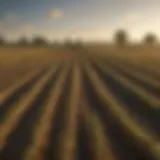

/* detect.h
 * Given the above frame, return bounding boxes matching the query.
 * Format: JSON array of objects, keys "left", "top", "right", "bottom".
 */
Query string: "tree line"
[
  {"left": 114, "top": 30, "right": 157, "bottom": 46},
  {"left": 0, "top": 36, "right": 49, "bottom": 46},
  {"left": 0, "top": 30, "right": 158, "bottom": 47}
]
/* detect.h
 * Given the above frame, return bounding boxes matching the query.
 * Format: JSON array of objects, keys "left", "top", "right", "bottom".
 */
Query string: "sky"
[{"left": 0, "top": 0, "right": 160, "bottom": 42}]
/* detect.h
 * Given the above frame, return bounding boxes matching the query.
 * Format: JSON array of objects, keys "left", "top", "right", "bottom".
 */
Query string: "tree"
[
  {"left": 75, "top": 39, "right": 83, "bottom": 47},
  {"left": 0, "top": 36, "right": 5, "bottom": 45},
  {"left": 114, "top": 29, "right": 128, "bottom": 46},
  {"left": 17, "top": 37, "right": 29, "bottom": 46},
  {"left": 64, "top": 38, "right": 73, "bottom": 47},
  {"left": 64, "top": 37, "right": 83, "bottom": 50},
  {"left": 143, "top": 33, "right": 157, "bottom": 45},
  {"left": 32, "top": 36, "right": 48, "bottom": 46}
]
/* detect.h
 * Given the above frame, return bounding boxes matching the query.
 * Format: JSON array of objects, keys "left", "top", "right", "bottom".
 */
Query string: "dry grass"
[
  {"left": 1, "top": 45, "right": 159, "bottom": 91},
  {"left": 0, "top": 47, "right": 72, "bottom": 91},
  {"left": 85, "top": 44, "right": 160, "bottom": 67}
]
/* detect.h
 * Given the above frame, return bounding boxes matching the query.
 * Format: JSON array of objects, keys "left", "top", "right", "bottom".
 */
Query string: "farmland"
[{"left": 0, "top": 46, "right": 160, "bottom": 160}]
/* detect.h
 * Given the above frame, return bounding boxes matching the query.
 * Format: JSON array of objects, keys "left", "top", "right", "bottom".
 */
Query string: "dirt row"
[{"left": 0, "top": 57, "right": 159, "bottom": 160}]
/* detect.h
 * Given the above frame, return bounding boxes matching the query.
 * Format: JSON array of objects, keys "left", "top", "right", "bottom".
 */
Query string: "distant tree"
[
  {"left": 64, "top": 38, "right": 84, "bottom": 50},
  {"left": 0, "top": 36, "right": 5, "bottom": 45},
  {"left": 114, "top": 29, "right": 128, "bottom": 46},
  {"left": 73, "top": 39, "right": 83, "bottom": 49},
  {"left": 51, "top": 40, "right": 60, "bottom": 47},
  {"left": 32, "top": 36, "right": 48, "bottom": 46},
  {"left": 143, "top": 33, "right": 157, "bottom": 45},
  {"left": 64, "top": 38, "right": 73, "bottom": 47},
  {"left": 17, "top": 37, "right": 29, "bottom": 46},
  {"left": 75, "top": 39, "right": 83, "bottom": 46}
]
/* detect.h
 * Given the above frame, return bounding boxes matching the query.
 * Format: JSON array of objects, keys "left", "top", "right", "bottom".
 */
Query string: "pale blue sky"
[{"left": 0, "top": 0, "right": 160, "bottom": 41}]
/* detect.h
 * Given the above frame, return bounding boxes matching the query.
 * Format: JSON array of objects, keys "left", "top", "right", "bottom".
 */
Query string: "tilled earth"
[{"left": 0, "top": 53, "right": 160, "bottom": 160}]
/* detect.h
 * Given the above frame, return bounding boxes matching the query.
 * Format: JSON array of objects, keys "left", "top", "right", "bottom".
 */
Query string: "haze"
[{"left": 0, "top": 0, "right": 160, "bottom": 42}]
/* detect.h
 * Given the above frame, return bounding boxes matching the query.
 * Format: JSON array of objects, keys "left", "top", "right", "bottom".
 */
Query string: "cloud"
[{"left": 47, "top": 9, "right": 63, "bottom": 20}]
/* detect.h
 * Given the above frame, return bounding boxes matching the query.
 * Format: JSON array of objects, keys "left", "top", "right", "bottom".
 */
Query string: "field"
[
  {"left": 0, "top": 47, "right": 72, "bottom": 91},
  {"left": 0, "top": 46, "right": 160, "bottom": 160}
]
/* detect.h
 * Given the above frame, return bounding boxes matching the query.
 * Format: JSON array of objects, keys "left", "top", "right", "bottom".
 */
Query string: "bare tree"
[{"left": 114, "top": 29, "right": 128, "bottom": 46}]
